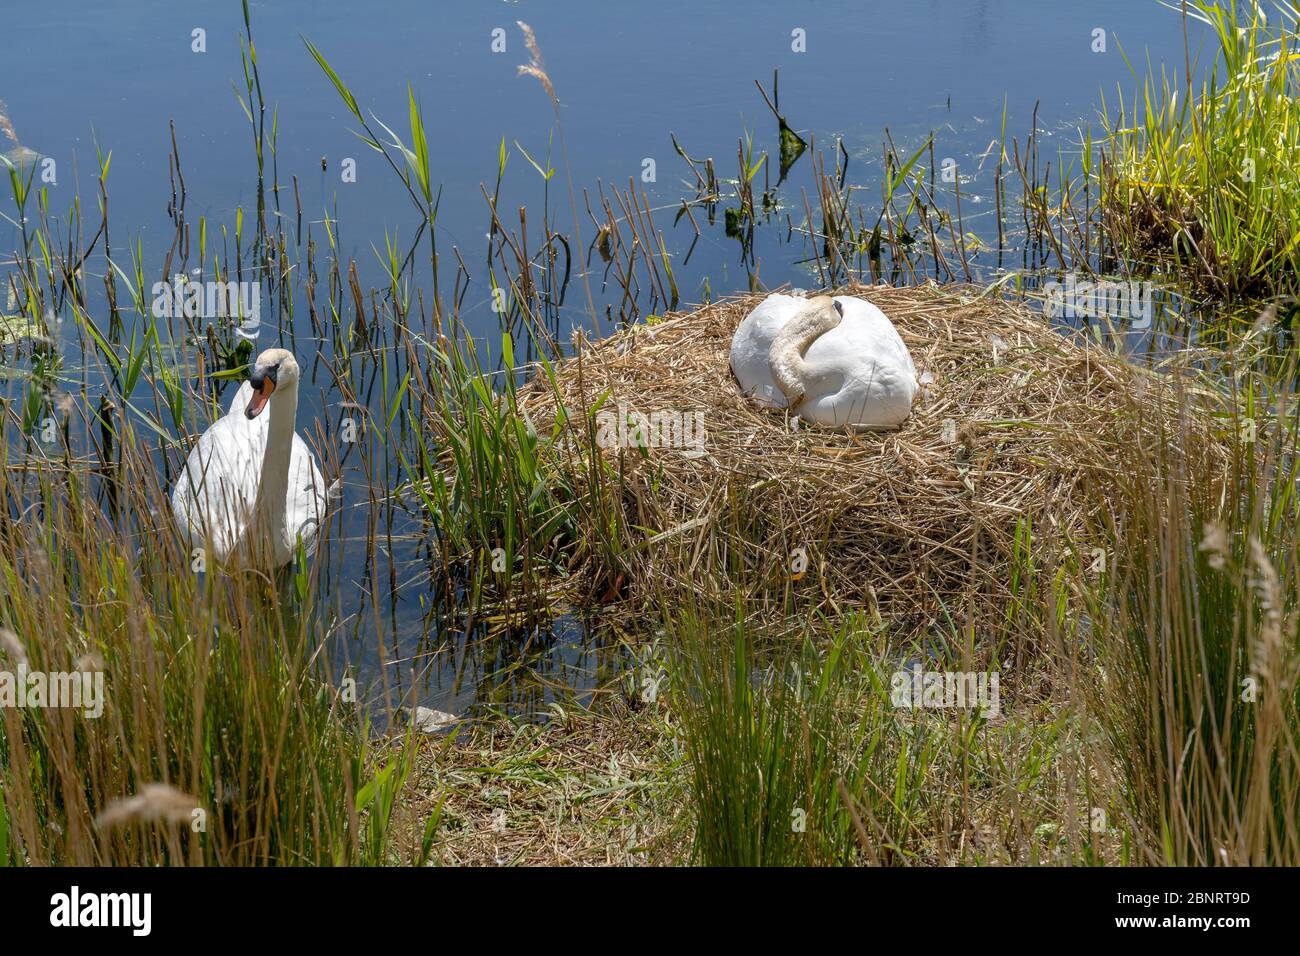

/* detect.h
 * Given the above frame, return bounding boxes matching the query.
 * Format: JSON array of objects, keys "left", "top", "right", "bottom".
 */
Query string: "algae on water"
[{"left": 1, "top": 312, "right": 42, "bottom": 346}]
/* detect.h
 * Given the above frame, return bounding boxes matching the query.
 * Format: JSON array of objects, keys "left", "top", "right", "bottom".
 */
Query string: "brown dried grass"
[
  {"left": 404, "top": 706, "right": 684, "bottom": 866},
  {"left": 521, "top": 282, "right": 1232, "bottom": 637}
]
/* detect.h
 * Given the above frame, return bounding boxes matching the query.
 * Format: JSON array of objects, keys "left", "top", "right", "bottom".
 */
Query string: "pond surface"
[{"left": 0, "top": 1, "right": 1203, "bottom": 720}]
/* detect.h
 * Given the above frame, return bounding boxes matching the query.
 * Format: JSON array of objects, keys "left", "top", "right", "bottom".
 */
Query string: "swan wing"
[
  {"left": 797, "top": 363, "right": 916, "bottom": 428},
  {"left": 832, "top": 296, "right": 917, "bottom": 378},
  {"left": 227, "top": 380, "right": 256, "bottom": 416},
  {"left": 285, "top": 434, "right": 330, "bottom": 557},
  {"left": 729, "top": 293, "right": 804, "bottom": 407},
  {"left": 790, "top": 297, "right": 917, "bottom": 427},
  {"left": 170, "top": 398, "right": 268, "bottom": 561}
]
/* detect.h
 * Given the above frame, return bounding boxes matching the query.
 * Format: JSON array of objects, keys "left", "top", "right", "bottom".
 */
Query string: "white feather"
[
  {"left": 171, "top": 379, "right": 329, "bottom": 567},
  {"left": 730, "top": 293, "right": 918, "bottom": 428}
]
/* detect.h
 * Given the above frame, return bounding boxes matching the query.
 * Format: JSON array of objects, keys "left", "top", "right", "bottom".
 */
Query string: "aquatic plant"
[
  {"left": 1101, "top": 1, "right": 1300, "bottom": 297},
  {"left": 0, "top": 393, "right": 425, "bottom": 864}
]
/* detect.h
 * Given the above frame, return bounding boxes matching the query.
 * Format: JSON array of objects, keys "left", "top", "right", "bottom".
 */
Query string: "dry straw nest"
[{"left": 521, "top": 282, "right": 1227, "bottom": 635}]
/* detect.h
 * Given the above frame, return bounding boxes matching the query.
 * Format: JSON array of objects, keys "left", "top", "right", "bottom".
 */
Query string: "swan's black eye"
[{"left": 249, "top": 362, "right": 280, "bottom": 389}]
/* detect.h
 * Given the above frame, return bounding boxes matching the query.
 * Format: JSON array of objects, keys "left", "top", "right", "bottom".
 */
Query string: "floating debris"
[
  {"left": 0, "top": 97, "right": 18, "bottom": 146},
  {"left": 410, "top": 706, "right": 460, "bottom": 733},
  {"left": 1, "top": 144, "right": 39, "bottom": 170},
  {"left": 1, "top": 311, "right": 43, "bottom": 345},
  {"left": 0, "top": 97, "right": 39, "bottom": 170}
]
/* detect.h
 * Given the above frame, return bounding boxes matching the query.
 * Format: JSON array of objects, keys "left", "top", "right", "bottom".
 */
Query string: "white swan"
[
  {"left": 730, "top": 292, "right": 918, "bottom": 428},
  {"left": 171, "top": 348, "right": 329, "bottom": 568}
]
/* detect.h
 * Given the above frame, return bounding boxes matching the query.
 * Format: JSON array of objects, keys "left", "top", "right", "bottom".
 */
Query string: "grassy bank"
[
  {"left": 402, "top": 346, "right": 1300, "bottom": 864},
  {"left": 1100, "top": 1, "right": 1300, "bottom": 297}
]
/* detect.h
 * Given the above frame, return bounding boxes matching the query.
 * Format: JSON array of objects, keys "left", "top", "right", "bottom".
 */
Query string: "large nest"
[{"left": 521, "top": 283, "right": 1227, "bottom": 635}]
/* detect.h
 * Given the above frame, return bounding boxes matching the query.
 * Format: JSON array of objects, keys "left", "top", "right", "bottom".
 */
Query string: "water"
[{"left": 0, "top": 1, "right": 1206, "bottom": 720}]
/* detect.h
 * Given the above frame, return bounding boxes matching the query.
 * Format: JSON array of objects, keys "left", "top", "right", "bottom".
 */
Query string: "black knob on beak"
[{"left": 249, "top": 362, "right": 280, "bottom": 390}]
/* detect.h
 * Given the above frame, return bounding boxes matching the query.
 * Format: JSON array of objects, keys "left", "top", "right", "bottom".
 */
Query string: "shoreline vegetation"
[
  {"left": 2, "top": 1, "right": 1299, "bottom": 865},
  {"left": 1100, "top": 1, "right": 1300, "bottom": 298}
]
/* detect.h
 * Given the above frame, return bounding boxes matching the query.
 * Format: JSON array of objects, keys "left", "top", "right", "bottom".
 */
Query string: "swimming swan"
[
  {"left": 171, "top": 348, "right": 329, "bottom": 568},
  {"left": 730, "top": 292, "right": 918, "bottom": 428}
]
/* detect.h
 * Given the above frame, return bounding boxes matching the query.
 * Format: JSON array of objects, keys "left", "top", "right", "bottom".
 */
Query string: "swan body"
[
  {"left": 730, "top": 293, "right": 917, "bottom": 428},
  {"left": 170, "top": 349, "right": 329, "bottom": 568}
]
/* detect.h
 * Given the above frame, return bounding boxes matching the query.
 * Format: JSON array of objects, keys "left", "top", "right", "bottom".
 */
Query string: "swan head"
[
  {"left": 805, "top": 295, "right": 843, "bottom": 323},
  {"left": 245, "top": 348, "right": 299, "bottom": 420}
]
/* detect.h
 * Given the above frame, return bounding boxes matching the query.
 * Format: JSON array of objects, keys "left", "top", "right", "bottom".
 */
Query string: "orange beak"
[{"left": 245, "top": 378, "right": 275, "bottom": 419}]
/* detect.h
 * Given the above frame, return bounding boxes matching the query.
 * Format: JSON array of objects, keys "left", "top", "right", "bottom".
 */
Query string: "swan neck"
[
  {"left": 256, "top": 382, "right": 297, "bottom": 534},
  {"left": 770, "top": 301, "right": 841, "bottom": 401}
]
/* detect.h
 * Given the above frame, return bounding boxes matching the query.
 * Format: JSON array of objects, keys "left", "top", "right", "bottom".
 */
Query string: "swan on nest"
[{"left": 729, "top": 292, "right": 917, "bottom": 428}]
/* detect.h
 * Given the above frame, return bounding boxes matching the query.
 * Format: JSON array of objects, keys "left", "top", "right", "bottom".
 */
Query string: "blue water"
[{"left": 0, "top": 0, "right": 1203, "bottom": 719}]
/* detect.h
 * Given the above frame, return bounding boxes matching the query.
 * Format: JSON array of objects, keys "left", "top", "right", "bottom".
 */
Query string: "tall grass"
[
  {"left": 0, "top": 392, "right": 421, "bottom": 865},
  {"left": 1079, "top": 354, "right": 1300, "bottom": 864},
  {"left": 667, "top": 608, "right": 868, "bottom": 865},
  {"left": 665, "top": 600, "right": 1089, "bottom": 866}
]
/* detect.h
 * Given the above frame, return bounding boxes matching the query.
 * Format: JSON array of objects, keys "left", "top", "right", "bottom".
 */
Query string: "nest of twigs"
[{"left": 521, "top": 282, "right": 1228, "bottom": 636}]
